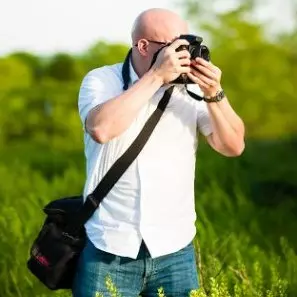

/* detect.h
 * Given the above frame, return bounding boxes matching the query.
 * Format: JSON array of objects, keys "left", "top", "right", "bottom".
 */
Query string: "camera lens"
[
  {"left": 190, "top": 46, "right": 201, "bottom": 59},
  {"left": 200, "top": 45, "right": 210, "bottom": 61}
]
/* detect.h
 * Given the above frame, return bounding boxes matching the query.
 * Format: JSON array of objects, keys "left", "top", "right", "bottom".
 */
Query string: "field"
[{"left": 0, "top": 140, "right": 296, "bottom": 297}]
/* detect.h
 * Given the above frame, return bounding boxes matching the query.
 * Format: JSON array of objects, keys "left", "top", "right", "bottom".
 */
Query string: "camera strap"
[
  {"left": 184, "top": 85, "right": 204, "bottom": 101},
  {"left": 122, "top": 48, "right": 133, "bottom": 90}
]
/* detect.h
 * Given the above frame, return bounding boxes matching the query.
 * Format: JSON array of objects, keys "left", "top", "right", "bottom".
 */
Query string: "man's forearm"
[
  {"left": 207, "top": 97, "right": 245, "bottom": 156},
  {"left": 86, "top": 69, "right": 163, "bottom": 143},
  {"left": 214, "top": 97, "right": 245, "bottom": 137}
]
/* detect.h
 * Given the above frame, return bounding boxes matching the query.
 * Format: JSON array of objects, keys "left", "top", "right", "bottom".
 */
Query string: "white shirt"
[{"left": 78, "top": 61, "right": 212, "bottom": 259}]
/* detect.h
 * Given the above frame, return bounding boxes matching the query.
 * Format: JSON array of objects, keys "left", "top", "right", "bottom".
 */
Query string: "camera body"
[{"left": 172, "top": 34, "right": 210, "bottom": 84}]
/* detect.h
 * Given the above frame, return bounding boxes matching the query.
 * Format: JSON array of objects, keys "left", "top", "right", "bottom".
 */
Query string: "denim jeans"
[{"left": 72, "top": 238, "right": 199, "bottom": 297}]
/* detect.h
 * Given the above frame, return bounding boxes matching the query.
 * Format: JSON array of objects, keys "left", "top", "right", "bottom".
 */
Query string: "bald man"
[{"left": 73, "top": 8, "right": 245, "bottom": 297}]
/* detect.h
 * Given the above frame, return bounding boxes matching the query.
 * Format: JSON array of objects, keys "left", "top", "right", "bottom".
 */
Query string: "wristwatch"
[{"left": 203, "top": 89, "right": 225, "bottom": 103}]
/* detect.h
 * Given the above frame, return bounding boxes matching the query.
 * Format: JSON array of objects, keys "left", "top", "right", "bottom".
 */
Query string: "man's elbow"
[
  {"left": 227, "top": 140, "right": 245, "bottom": 157},
  {"left": 209, "top": 134, "right": 245, "bottom": 157},
  {"left": 88, "top": 125, "right": 110, "bottom": 144}
]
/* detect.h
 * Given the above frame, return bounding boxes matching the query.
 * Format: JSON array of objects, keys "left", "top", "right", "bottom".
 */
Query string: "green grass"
[{"left": 0, "top": 143, "right": 296, "bottom": 296}]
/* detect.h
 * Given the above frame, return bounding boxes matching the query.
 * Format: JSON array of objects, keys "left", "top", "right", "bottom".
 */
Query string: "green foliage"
[
  {"left": 9, "top": 52, "right": 44, "bottom": 83},
  {"left": 0, "top": 41, "right": 129, "bottom": 147},
  {"left": 83, "top": 41, "right": 130, "bottom": 69},
  {"left": 0, "top": 56, "right": 32, "bottom": 93},
  {"left": 46, "top": 53, "right": 82, "bottom": 82},
  {"left": 192, "top": 180, "right": 296, "bottom": 296},
  {"left": 0, "top": 144, "right": 295, "bottom": 296}
]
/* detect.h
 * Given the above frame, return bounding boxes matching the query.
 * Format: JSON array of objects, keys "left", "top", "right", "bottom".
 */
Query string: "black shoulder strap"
[{"left": 75, "top": 53, "right": 174, "bottom": 228}]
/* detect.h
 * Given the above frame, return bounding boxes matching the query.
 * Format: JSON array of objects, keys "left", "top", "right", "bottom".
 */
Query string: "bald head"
[{"left": 131, "top": 8, "right": 188, "bottom": 45}]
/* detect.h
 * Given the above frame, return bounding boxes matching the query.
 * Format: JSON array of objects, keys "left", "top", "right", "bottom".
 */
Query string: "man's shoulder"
[{"left": 84, "top": 63, "right": 124, "bottom": 82}]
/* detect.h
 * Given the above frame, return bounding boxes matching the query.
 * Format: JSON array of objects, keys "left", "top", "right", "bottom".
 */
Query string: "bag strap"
[{"left": 74, "top": 85, "right": 174, "bottom": 229}]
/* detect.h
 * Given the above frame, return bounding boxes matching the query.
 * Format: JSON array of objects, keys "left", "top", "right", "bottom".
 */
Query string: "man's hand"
[
  {"left": 186, "top": 57, "right": 245, "bottom": 157},
  {"left": 187, "top": 57, "right": 222, "bottom": 98},
  {"left": 152, "top": 39, "right": 191, "bottom": 84}
]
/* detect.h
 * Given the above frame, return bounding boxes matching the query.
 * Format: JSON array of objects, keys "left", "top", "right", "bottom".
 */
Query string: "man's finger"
[
  {"left": 190, "top": 69, "right": 215, "bottom": 86},
  {"left": 169, "top": 39, "right": 190, "bottom": 51},
  {"left": 187, "top": 73, "right": 208, "bottom": 88},
  {"left": 179, "top": 57, "right": 191, "bottom": 66},
  {"left": 176, "top": 50, "right": 191, "bottom": 59},
  {"left": 194, "top": 57, "right": 213, "bottom": 68},
  {"left": 191, "top": 64, "right": 217, "bottom": 80},
  {"left": 178, "top": 66, "right": 191, "bottom": 73}
]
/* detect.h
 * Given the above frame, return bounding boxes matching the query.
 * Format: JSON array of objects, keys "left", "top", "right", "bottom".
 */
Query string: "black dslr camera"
[{"left": 172, "top": 34, "right": 210, "bottom": 84}]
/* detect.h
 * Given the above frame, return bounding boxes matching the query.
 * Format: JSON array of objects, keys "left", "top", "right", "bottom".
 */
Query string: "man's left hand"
[{"left": 187, "top": 57, "right": 222, "bottom": 98}]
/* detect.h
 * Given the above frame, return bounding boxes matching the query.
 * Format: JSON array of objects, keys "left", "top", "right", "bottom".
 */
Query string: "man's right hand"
[{"left": 151, "top": 39, "right": 191, "bottom": 84}]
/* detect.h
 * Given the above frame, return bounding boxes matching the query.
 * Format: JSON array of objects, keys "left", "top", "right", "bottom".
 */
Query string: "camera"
[{"left": 172, "top": 34, "right": 210, "bottom": 84}]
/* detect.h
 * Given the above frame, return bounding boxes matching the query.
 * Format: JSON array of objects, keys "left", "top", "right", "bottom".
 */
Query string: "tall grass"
[{"left": 0, "top": 145, "right": 296, "bottom": 297}]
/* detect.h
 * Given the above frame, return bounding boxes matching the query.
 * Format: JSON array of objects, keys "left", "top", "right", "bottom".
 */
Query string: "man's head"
[{"left": 131, "top": 8, "right": 189, "bottom": 77}]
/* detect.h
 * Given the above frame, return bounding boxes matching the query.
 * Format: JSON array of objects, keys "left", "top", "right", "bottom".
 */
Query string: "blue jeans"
[{"left": 72, "top": 238, "right": 199, "bottom": 297}]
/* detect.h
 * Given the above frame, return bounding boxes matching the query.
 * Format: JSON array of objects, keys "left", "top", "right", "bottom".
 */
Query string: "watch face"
[{"left": 218, "top": 90, "right": 225, "bottom": 99}]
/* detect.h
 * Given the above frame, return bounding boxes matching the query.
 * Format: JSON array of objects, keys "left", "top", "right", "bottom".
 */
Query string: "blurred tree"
[
  {"left": 9, "top": 52, "right": 44, "bottom": 82},
  {"left": 0, "top": 56, "right": 32, "bottom": 92},
  {"left": 45, "top": 53, "right": 82, "bottom": 82},
  {"left": 0, "top": 57, "right": 32, "bottom": 144},
  {"left": 82, "top": 41, "right": 129, "bottom": 71}
]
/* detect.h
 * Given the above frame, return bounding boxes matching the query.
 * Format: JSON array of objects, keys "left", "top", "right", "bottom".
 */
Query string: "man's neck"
[{"left": 131, "top": 51, "right": 148, "bottom": 78}]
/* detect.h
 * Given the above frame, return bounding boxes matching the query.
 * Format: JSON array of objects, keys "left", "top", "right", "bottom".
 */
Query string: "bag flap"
[{"left": 43, "top": 196, "right": 83, "bottom": 215}]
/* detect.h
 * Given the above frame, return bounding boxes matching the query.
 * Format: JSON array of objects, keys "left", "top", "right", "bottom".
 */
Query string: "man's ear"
[{"left": 137, "top": 39, "right": 149, "bottom": 57}]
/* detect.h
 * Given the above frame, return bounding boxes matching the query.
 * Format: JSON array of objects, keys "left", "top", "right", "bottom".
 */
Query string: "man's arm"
[
  {"left": 188, "top": 57, "right": 245, "bottom": 157},
  {"left": 86, "top": 70, "right": 163, "bottom": 144},
  {"left": 84, "top": 39, "right": 191, "bottom": 144},
  {"left": 205, "top": 97, "right": 245, "bottom": 157}
]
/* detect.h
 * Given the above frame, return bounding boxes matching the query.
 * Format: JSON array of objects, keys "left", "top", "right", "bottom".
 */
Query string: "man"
[{"left": 73, "top": 8, "right": 245, "bottom": 297}]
